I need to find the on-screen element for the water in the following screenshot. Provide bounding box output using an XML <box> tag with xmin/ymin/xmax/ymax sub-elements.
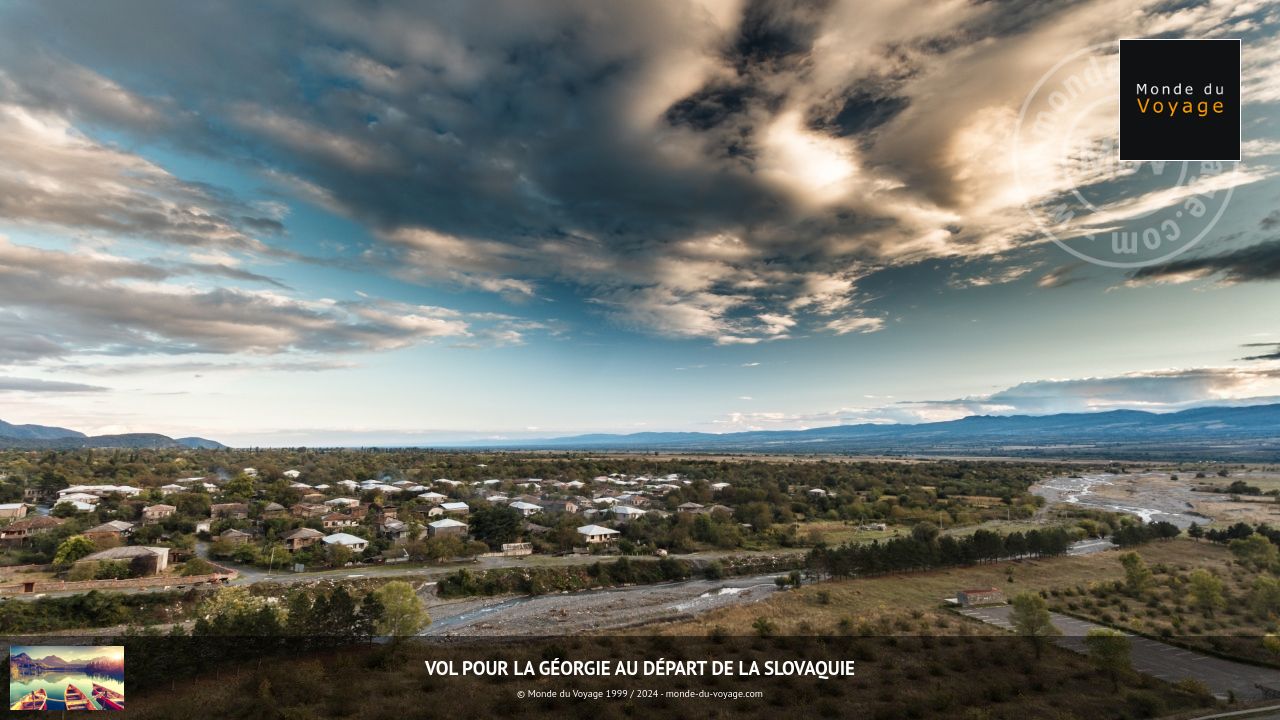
<box><xmin>9</xmin><ymin>671</ymin><xmax>123</xmax><ymax>710</ymax></box>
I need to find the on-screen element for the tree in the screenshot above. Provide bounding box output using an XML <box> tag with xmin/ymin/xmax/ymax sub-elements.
<box><xmin>911</xmin><ymin>521</ymin><xmax>939</xmax><ymax>544</ymax></box>
<box><xmin>1188</xmin><ymin>569</ymin><xmax>1225</xmax><ymax>615</ymax></box>
<box><xmin>1230</xmin><ymin>534</ymin><xmax>1278</xmax><ymax>571</ymax></box>
<box><xmin>1251</xmin><ymin>576</ymin><xmax>1280</xmax><ymax>618</ymax></box>
<box><xmin>468</xmin><ymin>506</ymin><xmax>523</xmax><ymax>550</ymax></box>
<box><xmin>1119</xmin><ymin>552</ymin><xmax>1153</xmax><ymax>595</ymax></box>
<box><xmin>53</xmin><ymin>535</ymin><xmax>96</xmax><ymax>567</ymax></box>
<box><xmin>1084</xmin><ymin>628</ymin><xmax>1131</xmax><ymax>691</ymax></box>
<box><xmin>1010</xmin><ymin>592</ymin><xmax>1060</xmax><ymax>660</ymax></box>
<box><xmin>1188</xmin><ymin>523</ymin><xmax>1204</xmax><ymax>540</ymax></box>
<box><xmin>372</xmin><ymin>580</ymin><xmax>431</xmax><ymax>637</ymax></box>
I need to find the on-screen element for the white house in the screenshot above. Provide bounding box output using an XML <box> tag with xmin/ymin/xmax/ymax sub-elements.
<box><xmin>577</xmin><ymin>524</ymin><xmax>620</xmax><ymax>544</ymax></box>
<box><xmin>509</xmin><ymin>501</ymin><xmax>543</xmax><ymax>517</ymax></box>
<box><xmin>441</xmin><ymin>501</ymin><xmax>469</xmax><ymax>515</ymax></box>
<box><xmin>419</xmin><ymin>492</ymin><xmax>447</xmax><ymax>504</ymax></box>
<box><xmin>322</xmin><ymin>533</ymin><xmax>369</xmax><ymax>553</ymax></box>
<box><xmin>612</xmin><ymin>505</ymin><xmax>647</xmax><ymax>522</ymax></box>
<box><xmin>324</xmin><ymin>497</ymin><xmax>361</xmax><ymax>509</ymax></box>
<box><xmin>160</xmin><ymin>483</ymin><xmax>185</xmax><ymax>495</ymax></box>
<box><xmin>283</xmin><ymin>470</ymin><xmax>302</xmax><ymax>479</ymax></box>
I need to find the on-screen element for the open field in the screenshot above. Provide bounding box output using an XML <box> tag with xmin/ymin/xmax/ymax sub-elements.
<box><xmin>647</xmin><ymin>539</ymin><xmax>1226</xmax><ymax>637</ymax></box>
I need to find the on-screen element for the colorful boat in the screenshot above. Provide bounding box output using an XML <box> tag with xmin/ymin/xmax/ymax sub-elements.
<box><xmin>91</xmin><ymin>684</ymin><xmax>124</xmax><ymax>711</ymax></box>
<box><xmin>64</xmin><ymin>683</ymin><xmax>97</xmax><ymax>711</ymax></box>
<box><xmin>9</xmin><ymin>688</ymin><xmax>47</xmax><ymax>711</ymax></box>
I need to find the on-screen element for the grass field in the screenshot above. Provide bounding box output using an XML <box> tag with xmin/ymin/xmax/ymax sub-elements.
<box><xmin>651</xmin><ymin>539</ymin><xmax>1228</xmax><ymax>637</ymax></box>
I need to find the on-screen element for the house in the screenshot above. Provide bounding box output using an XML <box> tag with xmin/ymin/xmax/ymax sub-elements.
<box><xmin>956</xmin><ymin>587</ymin><xmax>1006</xmax><ymax>607</ymax></box>
<box><xmin>291</xmin><ymin>503</ymin><xmax>328</xmax><ymax>519</ymax></box>
<box><xmin>428</xmin><ymin>518</ymin><xmax>468</xmax><ymax>538</ymax></box>
<box><xmin>710</xmin><ymin>482</ymin><xmax>731</xmax><ymax>492</ymax></box>
<box><xmin>282</xmin><ymin>527</ymin><xmax>324</xmax><ymax>552</ymax></box>
<box><xmin>808</xmin><ymin>488</ymin><xmax>829</xmax><ymax>497</ymax></box>
<box><xmin>611</xmin><ymin>505</ymin><xmax>647</xmax><ymax>523</ymax></box>
<box><xmin>261</xmin><ymin>502</ymin><xmax>287</xmax><ymax>519</ymax></box>
<box><xmin>56</xmin><ymin>492</ymin><xmax>101</xmax><ymax>507</ymax></box>
<box><xmin>142</xmin><ymin>504</ymin><xmax>177</xmax><ymax>522</ymax></box>
<box><xmin>441</xmin><ymin>501</ymin><xmax>469</xmax><ymax>516</ymax></box>
<box><xmin>0</xmin><ymin>515</ymin><xmax>65</xmax><ymax>543</ymax></box>
<box><xmin>509</xmin><ymin>501</ymin><xmax>543</xmax><ymax>517</ymax></box>
<box><xmin>324</xmin><ymin>497</ymin><xmax>361</xmax><ymax>510</ymax></box>
<box><xmin>210</xmin><ymin>502</ymin><xmax>249</xmax><ymax>519</ymax></box>
<box><xmin>218</xmin><ymin>528</ymin><xmax>251</xmax><ymax>545</ymax></box>
<box><xmin>160</xmin><ymin>484</ymin><xmax>185</xmax><ymax>496</ymax></box>
<box><xmin>677</xmin><ymin>502</ymin><xmax>705</xmax><ymax>514</ymax></box>
<box><xmin>83</xmin><ymin>520</ymin><xmax>134</xmax><ymax>544</ymax></box>
<box><xmin>323</xmin><ymin>513</ymin><xmax>357</xmax><ymax>530</ymax></box>
<box><xmin>78</xmin><ymin>545</ymin><xmax>170</xmax><ymax>575</ymax></box>
<box><xmin>283</xmin><ymin>470</ymin><xmax>302</xmax><ymax>479</ymax></box>
<box><xmin>577</xmin><ymin>524</ymin><xmax>620</xmax><ymax>544</ymax></box>
<box><xmin>380</xmin><ymin>518</ymin><xmax>411</xmax><ymax>543</ymax></box>
<box><xmin>0</xmin><ymin>503</ymin><xmax>28</xmax><ymax>520</ymax></box>
<box><xmin>542</xmin><ymin>499</ymin><xmax>579</xmax><ymax>514</ymax></box>
<box><xmin>322</xmin><ymin>532</ymin><xmax>369</xmax><ymax>553</ymax></box>
<box><xmin>59</xmin><ymin>484</ymin><xmax>141</xmax><ymax>498</ymax></box>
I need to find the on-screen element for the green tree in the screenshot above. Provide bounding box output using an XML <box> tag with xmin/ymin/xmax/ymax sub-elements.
<box><xmin>372</xmin><ymin>580</ymin><xmax>431</xmax><ymax>636</ymax></box>
<box><xmin>1010</xmin><ymin>592</ymin><xmax>1061</xmax><ymax>660</ymax></box>
<box><xmin>1250</xmin><ymin>576</ymin><xmax>1280</xmax><ymax>618</ymax></box>
<box><xmin>1084</xmin><ymin>628</ymin><xmax>1131</xmax><ymax>692</ymax></box>
<box><xmin>1230</xmin><ymin>534</ymin><xmax>1279</xmax><ymax>571</ymax></box>
<box><xmin>1188</xmin><ymin>569</ymin><xmax>1225</xmax><ymax>615</ymax></box>
<box><xmin>53</xmin><ymin>535</ymin><xmax>96</xmax><ymax>567</ymax></box>
<box><xmin>1119</xmin><ymin>552</ymin><xmax>1153</xmax><ymax>594</ymax></box>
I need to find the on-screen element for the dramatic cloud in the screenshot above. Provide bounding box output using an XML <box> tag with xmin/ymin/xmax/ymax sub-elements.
<box><xmin>2</xmin><ymin>0</ymin><xmax>1272</xmax><ymax>347</ymax></box>
<box><xmin>1129</xmin><ymin>238</ymin><xmax>1280</xmax><ymax>285</ymax></box>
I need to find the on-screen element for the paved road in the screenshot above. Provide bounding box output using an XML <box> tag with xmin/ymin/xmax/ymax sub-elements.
<box><xmin>1067</xmin><ymin>537</ymin><xmax>1115</xmax><ymax>556</ymax></box>
<box><xmin>960</xmin><ymin>605</ymin><xmax>1280</xmax><ymax>700</ymax></box>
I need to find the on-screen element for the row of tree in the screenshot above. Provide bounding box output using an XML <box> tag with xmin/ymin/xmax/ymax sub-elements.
<box><xmin>806</xmin><ymin>526</ymin><xmax>1076</xmax><ymax>578</ymax></box>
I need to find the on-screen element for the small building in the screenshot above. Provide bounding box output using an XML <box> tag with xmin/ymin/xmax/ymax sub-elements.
<box><xmin>0</xmin><ymin>515</ymin><xmax>65</xmax><ymax>543</ymax></box>
<box><xmin>282</xmin><ymin>527</ymin><xmax>324</xmax><ymax>552</ymax></box>
<box><xmin>509</xmin><ymin>501</ymin><xmax>543</xmax><ymax>517</ymax></box>
<box><xmin>427</xmin><ymin>518</ymin><xmax>468</xmax><ymax>538</ymax></box>
<box><xmin>142</xmin><ymin>504</ymin><xmax>177</xmax><ymax>522</ymax></box>
<box><xmin>83</xmin><ymin>520</ymin><xmax>134</xmax><ymax>544</ymax></box>
<box><xmin>611</xmin><ymin>505</ymin><xmax>647</xmax><ymax>523</ymax></box>
<box><xmin>210</xmin><ymin>502</ymin><xmax>249</xmax><ymax>519</ymax></box>
<box><xmin>323</xmin><ymin>513</ymin><xmax>357</xmax><ymax>530</ymax></box>
<box><xmin>78</xmin><ymin>545</ymin><xmax>170</xmax><ymax>575</ymax></box>
<box><xmin>677</xmin><ymin>502</ymin><xmax>705</xmax><ymax>514</ymax></box>
<box><xmin>577</xmin><ymin>524</ymin><xmax>620</xmax><ymax>544</ymax></box>
<box><xmin>441</xmin><ymin>501</ymin><xmax>469</xmax><ymax>516</ymax></box>
<box><xmin>261</xmin><ymin>502</ymin><xmax>288</xmax><ymax>519</ymax></box>
<box><xmin>290</xmin><ymin>503</ymin><xmax>327</xmax><ymax>519</ymax></box>
<box><xmin>542</xmin><ymin>499</ymin><xmax>579</xmax><ymax>515</ymax></box>
<box><xmin>0</xmin><ymin>503</ymin><xmax>28</xmax><ymax>520</ymax></box>
<box><xmin>219</xmin><ymin>528</ymin><xmax>251</xmax><ymax>545</ymax></box>
<box><xmin>322</xmin><ymin>532</ymin><xmax>369</xmax><ymax>553</ymax></box>
<box><xmin>159</xmin><ymin>484</ymin><xmax>186</xmax><ymax>496</ymax></box>
<box><xmin>957</xmin><ymin>587</ymin><xmax>1006</xmax><ymax>607</ymax></box>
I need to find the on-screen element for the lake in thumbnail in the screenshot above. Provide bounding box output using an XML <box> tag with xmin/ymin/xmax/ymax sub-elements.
<box><xmin>9</xmin><ymin>645</ymin><xmax>124</xmax><ymax>711</ymax></box>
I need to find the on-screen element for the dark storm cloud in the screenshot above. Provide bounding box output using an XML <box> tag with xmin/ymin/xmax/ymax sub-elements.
<box><xmin>1129</xmin><ymin>239</ymin><xmax>1280</xmax><ymax>284</ymax></box>
<box><xmin>1</xmin><ymin>0</ymin><xmax>1277</xmax><ymax>349</ymax></box>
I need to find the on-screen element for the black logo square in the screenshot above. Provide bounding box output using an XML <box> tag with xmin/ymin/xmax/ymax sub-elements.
<box><xmin>1119</xmin><ymin>38</ymin><xmax>1240</xmax><ymax>161</ymax></box>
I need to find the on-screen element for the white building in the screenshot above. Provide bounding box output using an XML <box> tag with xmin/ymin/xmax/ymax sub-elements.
<box><xmin>321</xmin><ymin>533</ymin><xmax>369</xmax><ymax>553</ymax></box>
<box><xmin>509</xmin><ymin>501</ymin><xmax>543</xmax><ymax>517</ymax></box>
<box><xmin>577</xmin><ymin>524</ymin><xmax>620</xmax><ymax>544</ymax></box>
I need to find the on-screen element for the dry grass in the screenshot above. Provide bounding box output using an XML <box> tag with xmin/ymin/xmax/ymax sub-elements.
<box><xmin>650</xmin><ymin>539</ymin><xmax>1228</xmax><ymax>637</ymax></box>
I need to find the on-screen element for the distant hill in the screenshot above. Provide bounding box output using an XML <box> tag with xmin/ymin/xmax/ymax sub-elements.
<box><xmin>0</xmin><ymin>419</ymin><xmax>83</xmax><ymax>441</ymax></box>
<box><xmin>0</xmin><ymin>420</ymin><xmax>226</xmax><ymax>450</ymax></box>
<box><xmin>454</xmin><ymin>403</ymin><xmax>1280</xmax><ymax>461</ymax></box>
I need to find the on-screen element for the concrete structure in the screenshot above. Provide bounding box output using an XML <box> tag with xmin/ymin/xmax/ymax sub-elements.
<box><xmin>83</xmin><ymin>520</ymin><xmax>134</xmax><ymax>544</ymax></box>
<box><xmin>509</xmin><ymin>501</ymin><xmax>543</xmax><ymax>517</ymax></box>
<box><xmin>956</xmin><ymin>587</ymin><xmax>1005</xmax><ymax>607</ymax></box>
<box><xmin>0</xmin><ymin>515</ymin><xmax>64</xmax><ymax>542</ymax></box>
<box><xmin>0</xmin><ymin>503</ymin><xmax>28</xmax><ymax>519</ymax></box>
<box><xmin>210</xmin><ymin>502</ymin><xmax>249</xmax><ymax>519</ymax></box>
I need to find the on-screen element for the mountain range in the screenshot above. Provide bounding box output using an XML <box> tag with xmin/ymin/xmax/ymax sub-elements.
<box><xmin>454</xmin><ymin>403</ymin><xmax>1280</xmax><ymax>461</ymax></box>
<box><xmin>0</xmin><ymin>420</ymin><xmax>224</xmax><ymax>450</ymax></box>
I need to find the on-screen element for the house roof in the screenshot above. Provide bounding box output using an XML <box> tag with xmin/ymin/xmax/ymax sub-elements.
<box><xmin>510</xmin><ymin>501</ymin><xmax>542</xmax><ymax>511</ymax></box>
<box><xmin>85</xmin><ymin>520</ymin><xmax>133</xmax><ymax>533</ymax></box>
<box><xmin>220</xmin><ymin>529</ymin><xmax>251</xmax><ymax>538</ymax></box>
<box><xmin>0</xmin><ymin>502</ymin><xmax>25</xmax><ymax>510</ymax></box>
<box><xmin>577</xmin><ymin>524</ymin><xmax>619</xmax><ymax>536</ymax></box>
<box><xmin>613</xmin><ymin>505</ymin><xmax>646</xmax><ymax>515</ymax></box>
<box><xmin>322</xmin><ymin>532</ymin><xmax>368</xmax><ymax>546</ymax></box>
<box><xmin>429</xmin><ymin>518</ymin><xmax>467</xmax><ymax>528</ymax></box>
<box><xmin>282</xmin><ymin>528</ymin><xmax>324</xmax><ymax>540</ymax></box>
<box><xmin>441</xmin><ymin>501</ymin><xmax>469</xmax><ymax>510</ymax></box>
<box><xmin>82</xmin><ymin>546</ymin><xmax>168</xmax><ymax>561</ymax></box>
<box><xmin>4</xmin><ymin>516</ymin><xmax>64</xmax><ymax>531</ymax></box>
<box><xmin>145</xmin><ymin>504</ymin><xmax>176</xmax><ymax>511</ymax></box>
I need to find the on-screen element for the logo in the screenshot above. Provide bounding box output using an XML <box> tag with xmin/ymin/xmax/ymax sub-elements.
<box><xmin>1013</xmin><ymin>43</ymin><xmax>1237</xmax><ymax>268</ymax></box>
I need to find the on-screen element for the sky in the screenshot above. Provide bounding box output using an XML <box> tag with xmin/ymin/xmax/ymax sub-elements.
<box><xmin>10</xmin><ymin>646</ymin><xmax>124</xmax><ymax>664</ymax></box>
<box><xmin>1</xmin><ymin>0</ymin><xmax>1279</xmax><ymax>446</ymax></box>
